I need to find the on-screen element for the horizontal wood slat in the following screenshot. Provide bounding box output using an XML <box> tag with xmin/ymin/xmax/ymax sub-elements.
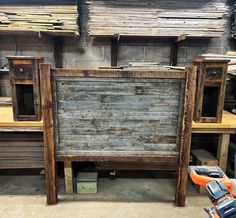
<box><xmin>0</xmin><ymin>132</ymin><xmax>44</xmax><ymax>169</ymax></box>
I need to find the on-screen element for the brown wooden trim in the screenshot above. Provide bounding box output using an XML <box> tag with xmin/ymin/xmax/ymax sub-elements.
<box><xmin>199</xmin><ymin>117</ymin><xmax>219</xmax><ymax>123</ymax></box>
<box><xmin>192</xmin><ymin>128</ymin><xmax>235</xmax><ymax>134</ymax></box>
<box><xmin>176</xmin><ymin>66</ymin><xmax>197</xmax><ymax>207</ymax></box>
<box><xmin>52</xmin><ymin>69</ymin><xmax>186</xmax><ymax>78</ymax></box>
<box><xmin>40</xmin><ymin>63</ymin><xmax>57</xmax><ymax>205</ymax></box>
<box><xmin>0</xmin><ymin>127</ymin><xmax>43</xmax><ymax>132</ymax></box>
<box><xmin>14</xmin><ymin>80</ymin><xmax>34</xmax><ymax>85</ymax></box>
<box><xmin>96</xmin><ymin>162</ymin><xmax>178</xmax><ymax>171</ymax></box>
<box><xmin>56</xmin><ymin>154</ymin><xmax>178</xmax><ymax>163</ymax></box>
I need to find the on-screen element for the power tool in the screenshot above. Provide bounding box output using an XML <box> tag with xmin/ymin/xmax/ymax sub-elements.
<box><xmin>188</xmin><ymin>166</ymin><xmax>236</xmax><ymax>218</ymax></box>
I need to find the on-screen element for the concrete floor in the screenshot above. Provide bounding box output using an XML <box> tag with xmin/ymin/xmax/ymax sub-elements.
<box><xmin>0</xmin><ymin>175</ymin><xmax>210</xmax><ymax>218</ymax></box>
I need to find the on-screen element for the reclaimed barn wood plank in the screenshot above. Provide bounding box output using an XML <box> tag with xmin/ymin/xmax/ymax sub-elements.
<box><xmin>176</xmin><ymin>66</ymin><xmax>197</xmax><ymax>206</ymax></box>
<box><xmin>40</xmin><ymin>63</ymin><xmax>57</xmax><ymax>205</ymax></box>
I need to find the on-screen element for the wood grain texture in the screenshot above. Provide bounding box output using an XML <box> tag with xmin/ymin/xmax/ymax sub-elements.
<box><xmin>40</xmin><ymin>63</ymin><xmax>57</xmax><ymax>205</ymax></box>
<box><xmin>52</xmin><ymin>69</ymin><xmax>186</xmax><ymax>78</ymax></box>
<box><xmin>176</xmin><ymin>66</ymin><xmax>197</xmax><ymax>207</ymax></box>
<box><xmin>53</xmin><ymin>77</ymin><xmax>184</xmax><ymax>156</ymax></box>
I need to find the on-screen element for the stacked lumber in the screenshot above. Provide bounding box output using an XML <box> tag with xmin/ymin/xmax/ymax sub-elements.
<box><xmin>87</xmin><ymin>0</ymin><xmax>228</xmax><ymax>38</ymax></box>
<box><xmin>0</xmin><ymin>5</ymin><xmax>79</xmax><ymax>36</ymax></box>
<box><xmin>0</xmin><ymin>0</ymin><xmax>77</xmax><ymax>5</ymax></box>
<box><xmin>0</xmin><ymin>133</ymin><xmax>44</xmax><ymax>169</ymax></box>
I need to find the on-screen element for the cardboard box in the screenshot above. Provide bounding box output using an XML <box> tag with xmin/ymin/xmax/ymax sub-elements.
<box><xmin>191</xmin><ymin>149</ymin><xmax>218</xmax><ymax>194</ymax></box>
<box><xmin>77</xmin><ymin>172</ymin><xmax>98</xmax><ymax>194</ymax></box>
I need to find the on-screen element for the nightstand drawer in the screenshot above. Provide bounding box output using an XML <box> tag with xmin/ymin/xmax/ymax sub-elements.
<box><xmin>206</xmin><ymin>67</ymin><xmax>223</xmax><ymax>81</ymax></box>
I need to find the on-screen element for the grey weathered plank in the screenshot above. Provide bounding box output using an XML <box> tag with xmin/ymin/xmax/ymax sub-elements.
<box><xmin>53</xmin><ymin>77</ymin><xmax>184</xmax><ymax>154</ymax></box>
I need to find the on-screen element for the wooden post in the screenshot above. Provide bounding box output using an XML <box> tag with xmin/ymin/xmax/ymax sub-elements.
<box><xmin>111</xmin><ymin>35</ymin><xmax>119</xmax><ymax>67</ymax></box>
<box><xmin>217</xmin><ymin>134</ymin><xmax>230</xmax><ymax>172</ymax></box>
<box><xmin>54</xmin><ymin>37</ymin><xmax>63</xmax><ymax>68</ymax></box>
<box><xmin>176</xmin><ymin>66</ymin><xmax>197</xmax><ymax>207</ymax></box>
<box><xmin>170</xmin><ymin>39</ymin><xmax>178</xmax><ymax>66</ymax></box>
<box><xmin>40</xmin><ymin>63</ymin><xmax>57</xmax><ymax>205</ymax></box>
<box><xmin>170</xmin><ymin>35</ymin><xmax>186</xmax><ymax>66</ymax></box>
<box><xmin>64</xmin><ymin>160</ymin><xmax>74</xmax><ymax>194</ymax></box>
<box><xmin>234</xmin><ymin>154</ymin><xmax>236</xmax><ymax>178</ymax></box>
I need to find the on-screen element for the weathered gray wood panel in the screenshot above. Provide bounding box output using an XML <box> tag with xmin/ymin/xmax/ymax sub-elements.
<box><xmin>52</xmin><ymin>77</ymin><xmax>185</xmax><ymax>155</ymax></box>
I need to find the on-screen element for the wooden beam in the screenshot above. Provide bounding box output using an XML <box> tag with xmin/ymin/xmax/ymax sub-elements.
<box><xmin>217</xmin><ymin>134</ymin><xmax>230</xmax><ymax>172</ymax></box>
<box><xmin>170</xmin><ymin>35</ymin><xmax>187</xmax><ymax>66</ymax></box>
<box><xmin>235</xmin><ymin>154</ymin><xmax>236</xmax><ymax>178</ymax></box>
<box><xmin>64</xmin><ymin>160</ymin><xmax>74</xmax><ymax>194</ymax></box>
<box><xmin>176</xmin><ymin>34</ymin><xmax>187</xmax><ymax>43</ymax></box>
<box><xmin>176</xmin><ymin>66</ymin><xmax>197</xmax><ymax>207</ymax></box>
<box><xmin>40</xmin><ymin>63</ymin><xmax>57</xmax><ymax>205</ymax></box>
<box><xmin>53</xmin><ymin>37</ymin><xmax>63</xmax><ymax>68</ymax></box>
<box><xmin>111</xmin><ymin>35</ymin><xmax>119</xmax><ymax>67</ymax></box>
<box><xmin>170</xmin><ymin>39</ymin><xmax>178</xmax><ymax>66</ymax></box>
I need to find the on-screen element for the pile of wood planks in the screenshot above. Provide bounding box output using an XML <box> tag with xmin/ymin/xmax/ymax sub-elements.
<box><xmin>0</xmin><ymin>132</ymin><xmax>44</xmax><ymax>169</ymax></box>
<box><xmin>0</xmin><ymin>5</ymin><xmax>79</xmax><ymax>36</ymax></box>
<box><xmin>87</xmin><ymin>0</ymin><xmax>228</xmax><ymax>38</ymax></box>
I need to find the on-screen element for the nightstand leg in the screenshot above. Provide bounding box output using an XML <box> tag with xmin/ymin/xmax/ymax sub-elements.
<box><xmin>217</xmin><ymin>134</ymin><xmax>230</xmax><ymax>172</ymax></box>
<box><xmin>64</xmin><ymin>160</ymin><xmax>73</xmax><ymax>194</ymax></box>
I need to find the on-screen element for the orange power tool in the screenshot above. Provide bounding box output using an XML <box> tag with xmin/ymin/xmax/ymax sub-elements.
<box><xmin>188</xmin><ymin>166</ymin><xmax>236</xmax><ymax>218</ymax></box>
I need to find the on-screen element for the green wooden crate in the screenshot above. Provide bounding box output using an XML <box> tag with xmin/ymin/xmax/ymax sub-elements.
<box><xmin>77</xmin><ymin>172</ymin><xmax>98</xmax><ymax>194</ymax></box>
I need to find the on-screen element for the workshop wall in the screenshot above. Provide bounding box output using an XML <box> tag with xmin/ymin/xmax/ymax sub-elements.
<box><xmin>0</xmin><ymin>0</ymin><xmax>233</xmax><ymax>69</ymax></box>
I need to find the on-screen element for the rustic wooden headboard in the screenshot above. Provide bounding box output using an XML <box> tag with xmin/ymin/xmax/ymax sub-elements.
<box><xmin>40</xmin><ymin>65</ymin><xmax>196</xmax><ymax>206</ymax></box>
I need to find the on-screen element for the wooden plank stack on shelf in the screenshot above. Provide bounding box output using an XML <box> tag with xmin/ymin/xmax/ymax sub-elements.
<box><xmin>0</xmin><ymin>0</ymin><xmax>77</xmax><ymax>5</ymax></box>
<box><xmin>0</xmin><ymin>5</ymin><xmax>79</xmax><ymax>36</ymax></box>
<box><xmin>87</xmin><ymin>0</ymin><xmax>228</xmax><ymax>38</ymax></box>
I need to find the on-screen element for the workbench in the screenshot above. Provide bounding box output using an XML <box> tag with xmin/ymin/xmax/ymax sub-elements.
<box><xmin>0</xmin><ymin>107</ymin><xmax>43</xmax><ymax>169</ymax></box>
<box><xmin>0</xmin><ymin>107</ymin><xmax>235</xmax><ymax>178</ymax></box>
<box><xmin>192</xmin><ymin>110</ymin><xmax>236</xmax><ymax>172</ymax></box>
